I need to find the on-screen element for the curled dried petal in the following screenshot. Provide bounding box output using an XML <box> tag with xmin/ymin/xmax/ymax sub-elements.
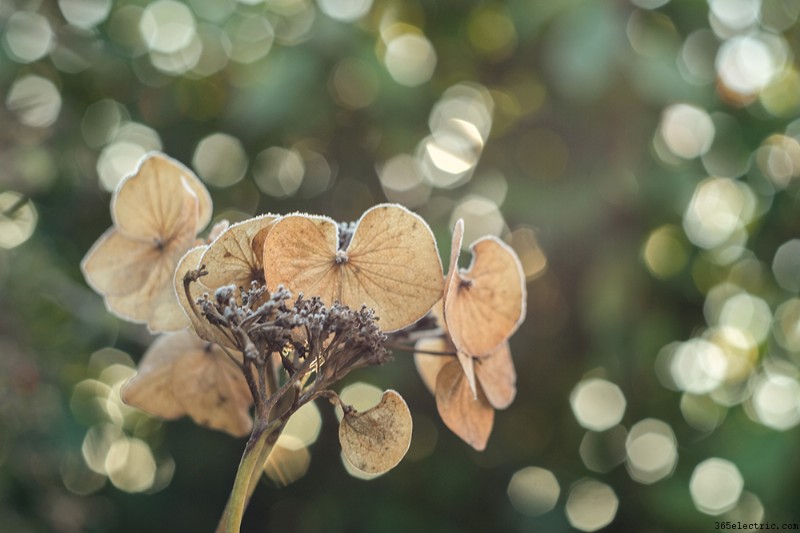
<box><xmin>174</xmin><ymin>245</ymin><xmax>234</xmax><ymax>347</ymax></box>
<box><xmin>339</xmin><ymin>389</ymin><xmax>413</xmax><ymax>474</ymax></box>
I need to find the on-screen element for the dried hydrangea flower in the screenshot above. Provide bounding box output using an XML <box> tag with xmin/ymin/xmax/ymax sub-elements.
<box><xmin>414</xmin><ymin>219</ymin><xmax>525</xmax><ymax>450</ymax></box>
<box><xmin>81</xmin><ymin>151</ymin><xmax>530</xmax><ymax>530</ymax></box>
<box><xmin>261</xmin><ymin>204</ymin><xmax>444</xmax><ymax>332</ymax></box>
<box><xmin>444</xmin><ymin>218</ymin><xmax>526</xmax><ymax>394</ymax></box>
<box><xmin>81</xmin><ymin>153</ymin><xmax>212</xmax><ymax>332</ymax></box>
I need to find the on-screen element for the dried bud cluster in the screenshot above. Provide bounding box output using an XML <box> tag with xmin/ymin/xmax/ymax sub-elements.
<box><xmin>192</xmin><ymin>274</ymin><xmax>391</xmax><ymax>387</ymax></box>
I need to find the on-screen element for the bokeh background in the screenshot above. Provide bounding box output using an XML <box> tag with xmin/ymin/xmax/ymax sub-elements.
<box><xmin>3</xmin><ymin>0</ymin><xmax>800</xmax><ymax>531</ymax></box>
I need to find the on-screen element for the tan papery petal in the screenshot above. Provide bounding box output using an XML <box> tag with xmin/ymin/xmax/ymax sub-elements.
<box><xmin>82</xmin><ymin>228</ymin><xmax>165</xmax><ymax>296</ymax></box>
<box><xmin>140</xmin><ymin>275</ymin><xmax>190</xmax><ymax>332</ymax></box>
<box><xmin>474</xmin><ymin>341</ymin><xmax>516</xmax><ymax>410</ymax></box>
<box><xmin>201</xmin><ymin>215</ymin><xmax>278</xmax><ymax>289</ymax></box>
<box><xmin>113</xmin><ymin>153</ymin><xmax>212</xmax><ymax>234</ymax></box>
<box><xmin>262</xmin><ymin>214</ymin><xmax>342</xmax><ymax>303</ymax></box>
<box><xmin>435</xmin><ymin>359</ymin><xmax>494</xmax><ymax>451</ymax></box>
<box><xmin>339</xmin><ymin>389</ymin><xmax>413</xmax><ymax>474</ymax></box>
<box><xmin>171</xmin><ymin>342</ymin><xmax>253</xmax><ymax>437</ymax></box>
<box><xmin>251</xmin><ymin>223</ymin><xmax>275</xmax><ymax>265</ymax></box>
<box><xmin>345</xmin><ymin>204</ymin><xmax>444</xmax><ymax>331</ymax></box>
<box><xmin>174</xmin><ymin>246</ymin><xmax>237</xmax><ymax>348</ymax></box>
<box><xmin>96</xmin><ymin>227</ymin><xmax>194</xmax><ymax>331</ymax></box>
<box><xmin>263</xmin><ymin>205</ymin><xmax>444</xmax><ymax>332</ymax></box>
<box><xmin>120</xmin><ymin>332</ymin><xmax>189</xmax><ymax>420</ymax></box>
<box><xmin>444</xmin><ymin>236</ymin><xmax>526</xmax><ymax>357</ymax></box>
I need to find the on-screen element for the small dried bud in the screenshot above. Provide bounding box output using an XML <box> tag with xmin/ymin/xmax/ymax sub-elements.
<box><xmin>215</xmin><ymin>285</ymin><xmax>236</xmax><ymax>305</ymax></box>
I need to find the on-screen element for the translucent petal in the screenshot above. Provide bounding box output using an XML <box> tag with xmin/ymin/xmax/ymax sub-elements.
<box><xmin>121</xmin><ymin>333</ymin><xmax>189</xmax><ymax>419</ymax></box>
<box><xmin>475</xmin><ymin>341</ymin><xmax>516</xmax><ymax>410</ymax></box>
<box><xmin>174</xmin><ymin>246</ymin><xmax>236</xmax><ymax>348</ymax></box>
<box><xmin>121</xmin><ymin>331</ymin><xmax>250</xmax><ymax>437</ymax></box>
<box><xmin>113</xmin><ymin>152</ymin><xmax>212</xmax><ymax>233</ymax></box>
<box><xmin>262</xmin><ymin>214</ymin><xmax>341</xmax><ymax>302</ymax></box>
<box><xmin>414</xmin><ymin>337</ymin><xmax>451</xmax><ymax>394</ymax></box>
<box><xmin>201</xmin><ymin>214</ymin><xmax>278</xmax><ymax>289</ymax></box>
<box><xmin>171</xmin><ymin>341</ymin><xmax>252</xmax><ymax>437</ymax></box>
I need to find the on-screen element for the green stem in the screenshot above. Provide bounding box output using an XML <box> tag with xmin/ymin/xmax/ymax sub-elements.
<box><xmin>217</xmin><ymin>418</ymin><xmax>282</xmax><ymax>533</ymax></box>
<box><xmin>245</xmin><ymin>421</ymin><xmax>285</xmax><ymax>500</ymax></box>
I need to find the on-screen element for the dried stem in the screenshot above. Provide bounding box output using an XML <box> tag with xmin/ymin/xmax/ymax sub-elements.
<box><xmin>385</xmin><ymin>342</ymin><xmax>456</xmax><ymax>356</ymax></box>
<box><xmin>241</xmin><ymin>361</ymin><xmax>262</xmax><ymax>416</ymax></box>
<box><xmin>216</xmin><ymin>343</ymin><xmax>244</xmax><ymax>370</ymax></box>
<box><xmin>182</xmin><ymin>268</ymin><xmax>205</xmax><ymax>320</ymax></box>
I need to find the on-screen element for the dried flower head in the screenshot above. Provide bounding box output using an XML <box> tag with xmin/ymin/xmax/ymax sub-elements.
<box><xmin>414</xmin><ymin>219</ymin><xmax>525</xmax><ymax>450</ymax></box>
<box><xmin>444</xmin><ymin>219</ymin><xmax>526</xmax><ymax>359</ymax></box>
<box><xmin>81</xmin><ymin>153</ymin><xmax>212</xmax><ymax>332</ymax></box>
<box><xmin>261</xmin><ymin>204</ymin><xmax>445</xmax><ymax>332</ymax></box>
